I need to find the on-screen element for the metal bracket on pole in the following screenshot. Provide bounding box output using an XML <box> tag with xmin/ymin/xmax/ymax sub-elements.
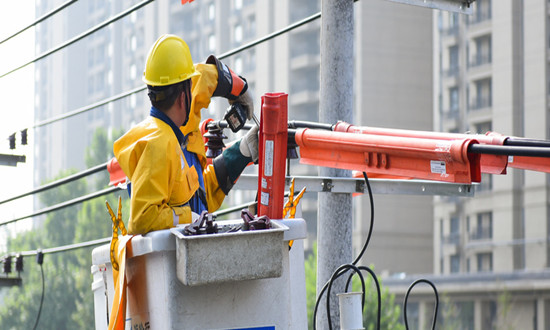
<box><xmin>384</xmin><ymin>0</ymin><xmax>474</xmax><ymax>14</ymax></box>
<box><xmin>321</xmin><ymin>179</ymin><xmax>333</xmax><ymax>192</ymax></box>
<box><xmin>233</xmin><ymin>174</ymin><xmax>476</xmax><ymax>197</ymax></box>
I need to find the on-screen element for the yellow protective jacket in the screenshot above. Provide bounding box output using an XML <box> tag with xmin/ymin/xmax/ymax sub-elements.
<box><xmin>113</xmin><ymin>63</ymin><xmax>226</xmax><ymax>235</ymax></box>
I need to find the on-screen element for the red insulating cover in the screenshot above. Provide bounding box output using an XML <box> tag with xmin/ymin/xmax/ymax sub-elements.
<box><xmin>295</xmin><ymin>128</ymin><xmax>481</xmax><ymax>184</ymax></box>
<box><xmin>258</xmin><ymin>93</ymin><xmax>288</xmax><ymax>219</ymax></box>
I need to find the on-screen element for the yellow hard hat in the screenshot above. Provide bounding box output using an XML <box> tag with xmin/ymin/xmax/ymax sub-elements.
<box><xmin>143</xmin><ymin>34</ymin><xmax>200</xmax><ymax>86</ymax></box>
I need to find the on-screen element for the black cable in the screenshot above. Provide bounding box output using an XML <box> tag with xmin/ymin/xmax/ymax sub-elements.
<box><xmin>468</xmin><ymin>144</ymin><xmax>550</xmax><ymax>157</ymax></box>
<box><xmin>0</xmin><ymin>186</ymin><xmax>119</xmax><ymax>227</ymax></box>
<box><xmin>217</xmin><ymin>10</ymin><xmax>321</xmax><ymax>61</ymax></box>
<box><xmin>344</xmin><ymin>266</ymin><xmax>382</xmax><ymax>325</ymax></box>
<box><xmin>0</xmin><ymin>0</ymin><xmax>154</xmax><ymax>79</ymax></box>
<box><xmin>287</xmin><ymin>120</ymin><xmax>333</xmax><ymax>130</ymax></box>
<box><xmin>0</xmin><ymin>162</ymin><xmax>108</xmax><ymax>205</ymax></box>
<box><xmin>313</xmin><ymin>171</ymin><xmax>376</xmax><ymax>329</ymax></box>
<box><xmin>7</xmin><ymin>9</ymin><xmax>324</xmax><ymax>139</ymax></box>
<box><xmin>403</xmin><ymin>279</ymin><xmax>439</xmax><ymax>330</ymax></box>
<box><xmin>0</xmin><ymin>0</ymin><xmax>78</xmax><ymax>45</ymax></box>
<box><xmin>32</xmin><ymin>252</ymin><xmax>45</xmax><ymax>330</ymax></box>
<box><xmin>357</xmin><ymin>266</ymin><xmax>381</xmax><ymax>329</ymax></box>
<box><xmin>353</xmin><ymin>172</ymin><xmax>374</xmax><ymax>265</ymax></box>
<box><xmin>33</xmin><ymin>86</ymin><xmax>146</xmax><ymax>129</ymax></box>
<box><xmin>326</xmin><ymin>264</ymin><xmax>365</xmax><ymax>330</ymax></box>
<box><xmin>505</xmin><ymin>137</ymin><xmax>550</xmax><ymax>148</ymax></box>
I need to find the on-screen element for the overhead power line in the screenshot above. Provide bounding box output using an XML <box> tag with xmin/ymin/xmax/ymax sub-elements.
<box><xmin>1</xmin><ymin>198</ymin><xmax>264</xmax><ymax>259</ymax></box>
<box><xmin>0</xmin><ymin>0</ymin><xmax>154</xmax><ymax>79</ymax></box>
<box><xmin>0</xmin><ymin>186</ymin><xmax>119</xmax><ymax>227</ymax></box>
<box><xmin>33</xmin><ymin>85</ymin><xmax>145</xmax><ymax>129</ymax></box>
<box><xmin>0</xmin><ymin>0</ymin><xmax>78</xmax><ymax>45</ymax></box>
<box><xmin>218</xmin><ymin>10</ymin><xmax>321</xmax><ymax>60</ymax></box>
<box><xmin>0</xmin><ymin>162</ymin><xmax>108</xmax><ymax>206</ymax></box>
<box><xmin>7</xmin><ymin>9</ymin><xmax>323</xmax><ymax>137</ymax></box>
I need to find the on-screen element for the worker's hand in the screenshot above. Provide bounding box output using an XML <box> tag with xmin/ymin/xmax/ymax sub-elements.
<box><xmin>239</xmin><ymin>125</ymin><xmax>259</xmax><ymax>163</ymax></box>
<box><xmin>229</xmin><ymin>90</ymin><xmax>254</xmax><ymax>120</ymax></box>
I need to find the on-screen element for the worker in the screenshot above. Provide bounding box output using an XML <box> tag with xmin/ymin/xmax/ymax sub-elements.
<box><xmin>113</xmin><ymin>34</ymin><xmax>258</xmax><ymax>235</ymax></box>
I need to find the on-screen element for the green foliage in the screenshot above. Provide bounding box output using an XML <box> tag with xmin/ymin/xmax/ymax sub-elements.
<box><xmin>0</xmin><ymin>128</ymin><xmax>127</xmax><ymax>329</ymax></box>
<box><xmin>305</xmin><ymin>243</ymin><xmax>404</xmax><ymax>330</ymax></box>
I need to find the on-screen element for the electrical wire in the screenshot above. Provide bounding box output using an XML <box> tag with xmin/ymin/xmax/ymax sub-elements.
<box><xmin>345</xmin><ymin>266</ymin><xmax>381</xmax><ymax>327</ymax></box>
<box><xmin>217</xmin><ymin>10</ymin><xmax>321</xmax><ymax>61</ymax></box>
<box><xmin>403</xmin><ymin>278</ymin><xmax>439</xmax><ymax>330</ymax></box>
<box><xmin>468</xmin><ymin>144</ymin><xmax>550</xmax><ymax>157</ymax></box>
<box><xmin>505</xmin><ymin>137</ymin><xmax>550</xmax><ymax>148</ymax></box>
<box><xmin>0</xmin><ymin>196</ymin><xmax>264</xmax><ymax>260</ymax></box>
<box><xmin>32</xmin><ymin>260</ymin><xmax>45</xmax><ymax>330</ymax></box>
<box><xmin>33</xmin><ymin>85</ymin><xmax>146</xmax><ymax>129</ymax></box>
<box><xmin>0</xmin><ymin>186</ymin><xmax>119</xmax><ymax>227</ymax></box>
<box><xmin>313</xmin><ymin>171</ymin><xmax>377</xmax><ymax>329</ymax></box>
<box><xmin>0</xmin><ymin>0</ymin><xmax>154</xmax><ymax>79</ymax></box>
<box><xmin>0</xmin><ymin>162</ymin><xmax>108</xmax><ymax>205</ymax></box>
<box><xmin>0</xmin><ymin>0</ymin><xmax>78</xmax><ymax>45</ymax></box>
<box><xmin>325</xmin><ymin>264</ymin><xmax>365</xmax><ymax>329</ymax></box>
<box><xmin>5</xmin><ymin>8</ymin><xmax>324</xmax><ymax>141</ymax></box>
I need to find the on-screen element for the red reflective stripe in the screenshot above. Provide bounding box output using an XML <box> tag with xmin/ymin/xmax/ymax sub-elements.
<box><xmin>230</xmin><ymin>69</ymin><xmax>245</xmax><ymax>97</ymax></box>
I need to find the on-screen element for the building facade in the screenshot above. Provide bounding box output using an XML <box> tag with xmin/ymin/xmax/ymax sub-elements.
<box><xmin>386</xmin><ymin>1</ymin><xmax>550</xmax><ymax>328</ymax></box>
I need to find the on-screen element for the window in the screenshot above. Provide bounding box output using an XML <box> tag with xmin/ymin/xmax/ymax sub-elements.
<box><xmin>208</xmin><ymin>34</ymin><xmax>216</xmax><ymax>52</ymax></box>
<box><xmin>234</xmin><ymin>57</ymin><xmax>243</xmax><ymax>74</ymax></box>
<box><xmin>449</xmin><ymin>46</ymin><xmax>459</xmax><ymax>73</ymax></box>
<box><xmin>450</xmin><ymin>216</ymin><xmax>460</xmax><ymax>244</ymax></box>
<box><xmin>234</xmin><ymin>24</ymin><xmax>243</xmax><ymax>43</ymax></box>
<box><xmin>471</xmin><ymin>78</ymin><xmax>492</xmax><ymax>110</ymax></box>
<box><xmin>449</xmin><ymin>12</ymin><xmax>459</xmax><ymax>28</ymax></box>
<box><xmin>450</xmin><ymin>254</ymin><xmax>460</xmax><ymax>273</ymax></box>
<box><xmin>130</xmin><ymin>64</ymin><xmax>137</xmax><ymax>80</ymax></box>
<box><xmin>208</xmin><ymin>3</ymin><xmax>215</xmax><ymax>21</ymax></box>
<box><xmin>474</xmin><ymin>121</ymin><xmax>492</xmax><ymax>134</ymax></box>
<box><xmin>449</xmin><ymin>87</ymin><xmax>459</xmax><ymax>112</ymax></box>
<box><xmin>471</xmin><ymin>35</ymin><xmax>492</xmax><ymax>67</ymax></box>
<box><xmin>234</xmin><ymin>0</ymin><xmax>242</xmax><ymax>10</ymax></box>
<box><xmin>471</xmin><ymin>212</ymin><xmax>492</xmax><ymax>240</ymax></box>
<box><xmin>477</xmin><ymin>253</ymin><xmax>493</xmax><ymax>272</ymax></box>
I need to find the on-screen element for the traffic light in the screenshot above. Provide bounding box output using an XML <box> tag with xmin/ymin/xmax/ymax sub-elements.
<box><xmin>8</xmin><ymin>133</ymin><xmax>15</xmax><ymax>150</ymax></box>
<box><xmin>15</xmin><ymin>254</ymin><xmax>23</xmax><ymax>273</ymax></box>
<box><xmin>3</xmin><ymin>256</ymin><xmax>12</xmax><ymax>274</ymax></box>
<box><xmin>21</xmin><ymin>129</ymin><xmax>27</xmax><ymax>145</ymax></box>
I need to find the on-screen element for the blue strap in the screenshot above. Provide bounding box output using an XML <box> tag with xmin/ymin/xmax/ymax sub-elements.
<box><xmin>149</xmin><ymin>107</ymin><xmax>207</xmax><ymax>213</ymax></box>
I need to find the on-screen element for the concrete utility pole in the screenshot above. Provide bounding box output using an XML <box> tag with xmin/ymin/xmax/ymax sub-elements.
<box><xmin>316</xmin><ymin>0</ymin><xmax>354</xmax><ymax>328</ymax></box>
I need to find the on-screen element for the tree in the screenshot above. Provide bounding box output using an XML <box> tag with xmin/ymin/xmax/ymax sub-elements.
<box><xmin>305</xmin><ymin>243</ymin><xmax>405</xmax><ymax>329</ymax></box>
<box><xmin>0</xmin><ymin>128</ymin><xmax>126</xmax><ymax>329</ymax></box>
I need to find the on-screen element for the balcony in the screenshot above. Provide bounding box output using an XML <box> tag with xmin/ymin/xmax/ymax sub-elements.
<box><xmin>442</xmin><ymin>66</ymin><xmax>459</xmax><ymax>79</ymax></box>
<box><xmin>443</xmin><ymin>233</ymin><xmax>461</xmax><ymax>245</ymax></box>
<box><xmin>468</xmin><ymin>54</ymin><xmax>491</xmax><ymax>68</ymax></box>
<box><xmin>469</xmin><ymin>228</ymin><xmax>492</xmax><ymax>241</ymax></box>
<box><xmin>468</xmin><ymin>10</ymin><xmax>491</xmax><ymax>26</ymax></box>
<box><xmin>442</xmin><ymin>109</ymin><xmax>460</xmax><ymax>121</ymax></box>
<box><xmin>469</xmin><ymin>97</ymin><xmax>491</xmax><ymax>111</ymax></box>
<box><xmin>441</xmin><ymin>25</ymin><xmax>459</xmax><ymax>37</ymax></box>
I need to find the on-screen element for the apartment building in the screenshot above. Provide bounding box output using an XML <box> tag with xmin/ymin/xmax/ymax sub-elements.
<box><xmin>386</xmin><ymin>1</ymin><xmax>550</xmax><ymax>328</ymax></box>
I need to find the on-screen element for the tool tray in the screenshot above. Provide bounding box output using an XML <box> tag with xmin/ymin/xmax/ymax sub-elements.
<box><xmin>170</xmin><ymin>220</ymin><xmax>288</xmax><ymax>286</ymax></box>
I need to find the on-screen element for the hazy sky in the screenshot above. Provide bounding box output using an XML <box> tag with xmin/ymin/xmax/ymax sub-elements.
<box><xmin>0</xmin><ymin>2</ymin><xmax>36</xmax><ymax>240</ymax></box>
